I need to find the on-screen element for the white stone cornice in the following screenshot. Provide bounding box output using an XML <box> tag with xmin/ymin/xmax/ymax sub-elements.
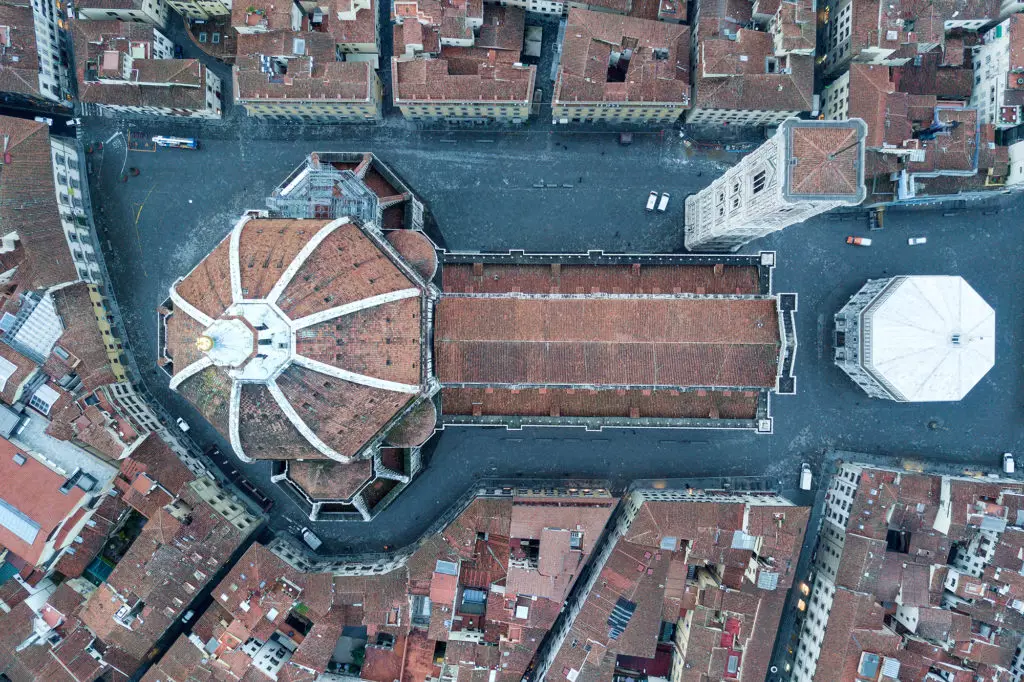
<box><xmin>228</xmin><ymin>213</ymin><xmax>254</xmax><ymax>303</ymax></box>
<box><xmin>291</xmin><ymin>355</ymin><xmax>419</xmax><ymax>394</ymax></box>
<box><xmin>266</xmin><ymin>217</ymin><xmax>350</xmax><ymax>305</ymax></box>
<box><xmin>291</xmin><ymin>288</ymin><xmax>421</xmax><ymax>330</ymax></box>
<box><xmin>267</xmin><ymin>380</ymin><xmax>352</xmax><ymax>463</ymax></box>
<box><xmin>228</xmin><ymin>381</ymin><xmax>253</xmax><ymax>463</ymax></box>
<box><xmin>168</xmin><ymin>356</ymin><xmax>213</xmax><ymax>391</ymax></box>
<box><xmin>169</xmin><ymin>282</ymin><xmax>214</xmax><ymax>328</ymax></box>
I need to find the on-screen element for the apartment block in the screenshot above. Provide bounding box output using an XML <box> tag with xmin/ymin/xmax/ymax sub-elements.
<box><xmin>971</xmin><ymin>15</ymin><xmax>1024</xmax><ymax>128</ymax></box>
<box><xmin>73</xmin><ymin>20</ymin><xmax>223</xmax><ymax>117</ymax></box>
<box><xmin>793</xmin><ymin>462</ymin><xmax>1024</xmax><ymax>682</ymax></box>
<box><xmin>552</xmin><ymin>9</ymin><xmax>691</xmax><ymax>124</ymax></box>
<box><xmin>533</xmin><ymin>486</ymin><xmax>809</xmax><ymax>682</ymax></box>
<box><xmin>0</xmin><ymin>116</ymin><xmax>161</xmax><ymax>464</ymax></box>
<box><xmin>820</xmin><ymin>0</ymin><xmax>999</xmax><ymax>78</ymax></box>
<box><xmin>144</xmin><ymin>487</ymin><xmax>617</xmax><ymax>681</ymax></box>
<box><xmin>684</xmin><ymin>118</ymin><xmax>867</xmax><ymax>252</ymax></box>
<box><xmin>74</xmin><ymin>0</ymin><xmax>168</xmax><ymax>25</ymax></box>
<box><xmin>686</xmin><ymin>0</ymin><xmax>815</xmax><ymax>125</ymax></box>
<box><xmin>166</xmin><ymin>0</ymin><xmax>230</xmax><ymax>19</ymax></box>
<box><xmin>824</xmin><ymin>62</ymin><xmax>1020</xmax><ymax>204</ymax></box>
<box><xmin>0</xmin><ymin>0</ymin><xmax>72</xmax><ymax>106</ymax></box>
<box><xmin>232</xmin><ymin>0</ymin><xmax>383</xmax><ymax>121</ymax></box>
<box><xmin>392</xmin><ymin>1</ymin><xmax>536</xmax><ymax>122</ymax></box>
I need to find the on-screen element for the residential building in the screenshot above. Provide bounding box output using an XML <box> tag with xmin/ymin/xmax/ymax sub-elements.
<box><xmin>0</xmin><ymin>578</ymin><xmax>130</xmax><ymax>682</ymax></box>
<box><xmin>392</xmin><ymin>1</ymin><xmax>536</xmax><ymax>123</ymax></box>
<box><xmin>684</xmin><ymin>118</ymin><xmax>867</xmax><ymax>252</ymax></box>
<box><xmin>73</xmin><ymin>20</ymin><xmax>223</xmax><ymax>117</ymax></box>
<box><xmin>533</xmin><ymin>485</ymin><xmax>810</xmax><ymax>682</ymax></box>
<box><xmin>77</xmin><ymin>475</ymin><xmax>257</xmax><ymax>673</ymax></box>
<box><xmin>819</xmin><ymin>0</ymin><xmax>1000</xmax><ymax>78</ymax></box>
<box><xmin>686</xmin><ymin>0</ymin><xmax>815</xmax><ymax>125</ymax></box>
<box><xmin>971</xmin><ymin>15</ymin><xmax>1024</xmax><ymax>129</ymax></box>
<box><xmin>232</xmin><ymin>0</ymin><xmax>383</xmax><ymax>121</ymax></box>
<box><xmin>436</xmin><ymin>250</ymin><xmax>797</xmax><ymax>433</ymax></box>
<box><xmin>0</xmin><ymin>1</ymin><xmax>72</xmax><ymax>106</ymax></box>
<box><xmin>793</xmin><ymin>462</ymin><xmax>1024</xmax><ymax>682</ymax></box>
<box><xmin>834</xmin><ymin>276</ymin><xmax>995</xmax><ymax>402</ymax></box>
<box><xmin>551</xmin><ymin>9</ymin><xmax>691</xmax><ymax>125</ymax></box>
<box><xmin>0</xmin><ymin>117</ymin><xmax>161</xmax><ymax>463</ymax></box>
<box><xmin>74</xmin><ymin>0</ymin><xmax>168</xmax><ymax>26</ymax></box>
<box><xmin>166</xmin><ymin>0</ymin><xmax>230</xmax><ymax>20</ymax></box>
<box><xmin>824</xmin><ymin>62</ymin><xmax>1019</xmax><ymax>204</ymax></box>
<box><xmin>0</xmin><ymin>436</ymin><xmax>116</xmax><ymax>571</ymax></box>
<box><xmin>144</xmin><ymin>486</ymin><xmax>616</xmax><ymax>682</ymax></box>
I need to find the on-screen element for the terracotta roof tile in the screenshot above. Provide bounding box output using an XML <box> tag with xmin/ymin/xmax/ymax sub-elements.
<box><xmin>0</xmin><ymin>117</ymin><xmax>78</xmax><ymax>289</ymax></box>
<box><xmin>295</xmin><ymin>296</ymin><xmax>422</xmax><ymax>386</ymax></box>
<box><xmin>385</xmin><ymin>230</ymin><xmax>438</xmax><ymax>281</ymax></box>
<box><xmin>0</xmin><ymin>343</ymin><xmax>37</xmax><ymax>405</ymax></box>
<box><xmin>238</xmin><ymin>382</ymin><xmax>329</xmax><ymax>460</ymax></box>
<box><xmin>442</xmin><ymin>262</ymin><xmax>760</xmax><ymax>295</ymax></box>
<box><xmin>442</xmin><ymin>386</ymin><xmax>760</xmax><ymax>420</ymax></box>
<box><xmin>435</xmin><ymin>298</ymin><xmax>780</xmax><ymax>388</ymax></box>
<box><xmin>0</xmin><ymin>442</ymin><xmax>85</xmax><ymax>565</ymax></box>
<box><xmin>692</xmin><ymin>24</ymin><xmax>812</xmax><ymax>113</ymax></box>
<box><xmin>554</xmin><ymin>9</ymin><xmax>690</xmax><ymax>106</ymax></box>
<box><xmin>287</xmin><ymin>459</ymin><xmax>373</xmax><ymax>499</ymax></box>
<box><xmin>786</xmin><ymin>123</ymin><xmax>864</xmax><ymax>197</ymax></box>
<box><xmin>176</xmin><ymin>235</ymin><xmax>234</xmax><ymax>320</ymax></box>
<box><xmin>275</xmin><ymin>364</ymin><xmax>413</xmax><ymax>459</ymax></box>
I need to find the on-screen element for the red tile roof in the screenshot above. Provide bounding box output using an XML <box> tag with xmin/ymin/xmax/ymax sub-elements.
<box><xmin>0</xmin><ymin>117</ymin><xmax>78</xmax><ymax>289</ymax></box>
<box><xmin>385</xmin><ymin>230</ymin><xmax>438</xmax><ymax>281</ymax></box>
<box><xmin>434</xmin><ymin>297</ymin><xmax>780</xmax><ymax>388</ymax></box>
<box><xmin>441</xmin><ymin>386</ymin><xmax>760</xmax><ymax>420</ymax></box>
<box><xmin>0</xmin><ymin>441</ymin><xmax>85</xmax><ymax>565</ymax></box>
<box><xmin>287</xmin><ymin>459</ymin><xmax>373</xmax><ymax>499</ymax></box>
<box><xmin>692</xmin><ymin>23</ymin><xmax>813</xmax><ymax>113</ymax></box>
<box><xmin>442</xmin><ymin>262</ymin><xmax>761</xmax><ymax>295</ymax></box>
<box><xmin>786</xmin><ymin>123</ymin><xmax>864</xmax><ymax>197</ymax></box>
<box><xmin>554</xmin><ymin>9</ymin><xmax>690</xmax><ymax>106</ymax></box>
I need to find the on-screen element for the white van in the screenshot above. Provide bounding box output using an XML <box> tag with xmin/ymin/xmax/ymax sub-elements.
<box><xmin>645</xmin><ymin>191</ymin><xmax>658</xmax><ymax>211</ymax></box>
<box><xmin>799</xmin><ymin>463</ymin><xmax>812</xmax><ymax>490</ymax></box>
<box><xmin>1003</xmin><ymin>452</ymin><xmax>1015</xmax><ymax>474</ymax></box>
<box><xmin>176</xmin><ymin>417</ymin><xmax>190</xmax><ymax>432</ymax></box>
<box><xmin>657</xmin><ymin>193</ymin><xmax>670</xmax><ymax>212</ymax></box>
<box><xmin>301</xmin><ymin>527</ymin><xmax>323</xmax><ymax>550</ymax></box>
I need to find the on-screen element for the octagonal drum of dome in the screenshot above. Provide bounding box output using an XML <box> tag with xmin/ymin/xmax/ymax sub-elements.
<box><xmin>161</xmin><ymin>215</ymin><xmax>438</xmax><ymax>462</ymax></box>
<box><xmin>866</xmin><ymin>275</ymin><xmax>995</xmax><ymax>402</ymax></box>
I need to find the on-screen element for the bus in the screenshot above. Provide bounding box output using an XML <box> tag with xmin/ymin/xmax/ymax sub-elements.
<box><xmin>152</xmin><ymin>135</ymin><xmax>199</xmax><ymax>150</ymax></box>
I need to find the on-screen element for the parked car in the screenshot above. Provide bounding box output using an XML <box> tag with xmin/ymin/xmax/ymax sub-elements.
<box><xmin>657</xmin><ymin>192</ymin><xmax>670</xmax><ymax>212</ymax></box>
<box><xmin>174</xmin><ymin>44</ymin><xmax>184</xmax><ymax>59</ymax></box>
<box><xmin>175</xmin><ymin>417</ymin><xmax>190</xmax><ymax>432</ymax></box>
<box><xmin>182</xmin><ymin>610</ymin><xmax>195</xmax><ymax>623</ymax></box>
<box><xmin>1004</xmin><ymin>452</ymin><xmax>1015</xmax><ymax>474</ymax></box>
<box><xmin>908</xmin><ymin>237</ymin><xmax>927</xmax><ymax>245</ymax></box>
<box><xmin>33</xmin><ymin>116</ymin><xmax>53</xmax><ymax>126</ymax></box>
<box><xmin>846</xmin><ymin>236</ymin><xmax>872</xmax><ymax>246</ymax></box>
<box><xmin>619</xmin><ymin>132</ymin><xmax>633</xmax><ymax>145</ymax></box>
<box><xmin>645</xmin><ymin>191</ymin><xmax>658</xmax><ymax>211</ymax></box>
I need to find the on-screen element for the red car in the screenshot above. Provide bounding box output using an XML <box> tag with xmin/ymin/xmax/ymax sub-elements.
<box><xmin>846</xmin><ymin>236</ymin><xmax>872</xmax><ymax>246</ymax></box>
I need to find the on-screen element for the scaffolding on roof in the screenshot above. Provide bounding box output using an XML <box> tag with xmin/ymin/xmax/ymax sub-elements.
<box><xmin>267</xmin><ymin>165</ymin><xmax>380</xmax><ymax>223</ymax></box>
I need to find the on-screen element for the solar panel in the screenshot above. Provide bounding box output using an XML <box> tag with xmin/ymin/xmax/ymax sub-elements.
<box><xmin>607</xmin><ymin>597</ymin><xmax>636</xmax><ymax>640</ymax></box>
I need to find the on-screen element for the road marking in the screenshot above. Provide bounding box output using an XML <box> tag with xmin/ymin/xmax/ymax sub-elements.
<box><xmin>105</xmin><ymin>132</ymin><xmax>119</xmax><ymax>144</ymax></box>
<box><xmin>130</xmin><ymin>184</ymin><xmax>156</xmax><ymax>278</ymax></box>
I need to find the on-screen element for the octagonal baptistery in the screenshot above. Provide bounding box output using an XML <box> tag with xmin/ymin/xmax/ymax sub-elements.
<box><xmin>833</xmin><ymin>275</ymin><xmax>995</xmax><ymax>402</ymax></box>
<box><xmin>158</xmin><ymin>214</ymin><xmax>439</xmax><ymax>463</ymax></box>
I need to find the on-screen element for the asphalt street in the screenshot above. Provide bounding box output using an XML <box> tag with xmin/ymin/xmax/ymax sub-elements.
<box><xmin>82</xmin><ymin>115</ymin><xmax>1024</xmax><ymax>557</ymax></box>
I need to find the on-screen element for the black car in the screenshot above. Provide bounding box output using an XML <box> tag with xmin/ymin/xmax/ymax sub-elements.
<box><xmin>174</xmin><ymin>44</ymin><xmax>184</xmax><ymax>59</ymax></box>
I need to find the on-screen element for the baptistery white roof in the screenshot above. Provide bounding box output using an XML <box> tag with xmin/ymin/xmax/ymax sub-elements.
<box><xmin>866</xmin><ymin>276</ymin><xmax>995</xmax><ymax>402</ymax></box>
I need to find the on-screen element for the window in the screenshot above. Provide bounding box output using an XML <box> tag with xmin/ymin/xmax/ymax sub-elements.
<box><xmin>753</xmin><ymin>170</ymin><xmax>767</xmax><ymax>193</ymax></box>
